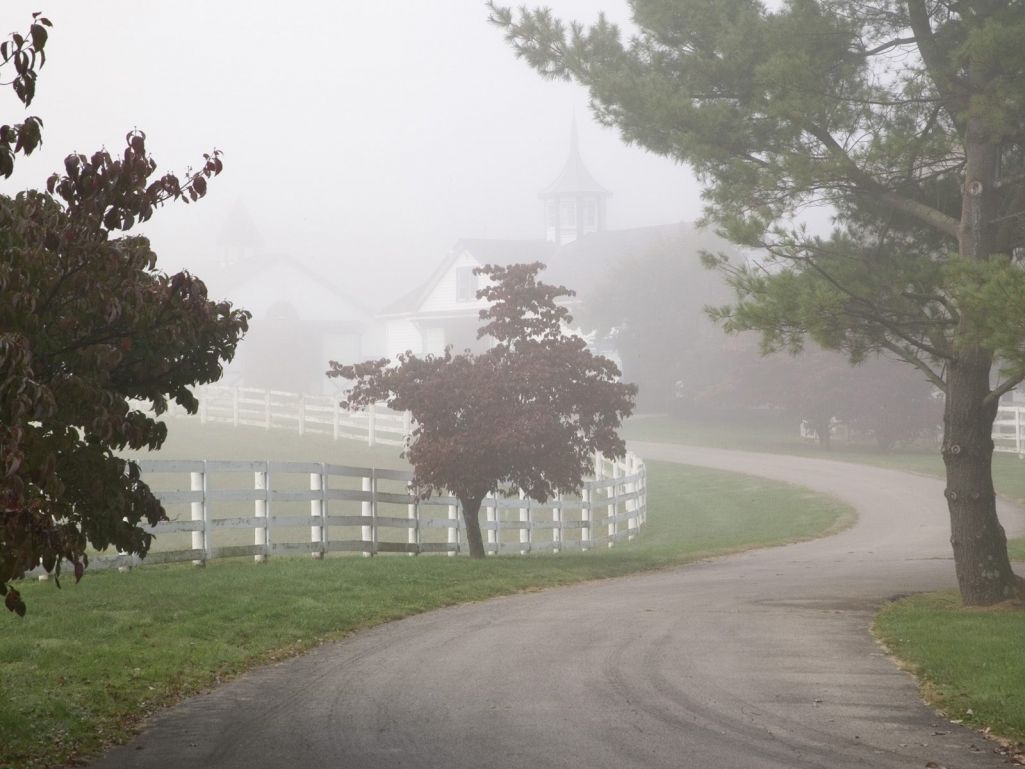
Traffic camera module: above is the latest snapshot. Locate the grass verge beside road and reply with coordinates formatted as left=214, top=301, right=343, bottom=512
left=0, top=460, right=851, bottom=769
left=875, top=593, right=1025, bottom=743
left=1008, top=537, right=1025, bottom=561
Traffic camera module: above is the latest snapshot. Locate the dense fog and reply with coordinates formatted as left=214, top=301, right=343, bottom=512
left=2, top=1, right=928, bottom=439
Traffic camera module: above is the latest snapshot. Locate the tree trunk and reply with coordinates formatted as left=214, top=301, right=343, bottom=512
left=812, top=413, right=832, bottom=451
left=459, top=495, right=486, bottom=559
left=947, top=113, right=1022, bottom=605
left=942, top=349, right=1019, bottom=605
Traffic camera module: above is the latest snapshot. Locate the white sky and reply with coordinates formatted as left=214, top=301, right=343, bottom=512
left=3, top=2, right=704, bottom=306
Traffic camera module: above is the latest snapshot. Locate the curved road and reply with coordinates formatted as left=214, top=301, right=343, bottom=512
left=91, top=443, right=1024, bottom=769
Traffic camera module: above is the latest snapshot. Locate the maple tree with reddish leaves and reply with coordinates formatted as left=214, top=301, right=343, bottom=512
left=0, top=14, right=250, bottom=616
left=329, top=263, right=636, bottom=558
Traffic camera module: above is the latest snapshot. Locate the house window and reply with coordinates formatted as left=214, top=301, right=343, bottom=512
left=456, top=266, right=478, bottom=302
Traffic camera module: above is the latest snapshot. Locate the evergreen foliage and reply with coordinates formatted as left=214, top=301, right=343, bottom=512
left=491, top=0, right=1025, bottom=604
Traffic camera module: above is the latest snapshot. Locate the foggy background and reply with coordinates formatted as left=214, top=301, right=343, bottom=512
left=9, top=0, right=918, bottom=448
left=3, top=1, right=703, bottom=307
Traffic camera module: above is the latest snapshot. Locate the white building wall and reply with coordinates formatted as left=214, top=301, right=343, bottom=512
left=385, top=319, right=423, bottom=358
left=423, top=326, right=446, bottom=356
left=420, top=252, right=490, bottom=314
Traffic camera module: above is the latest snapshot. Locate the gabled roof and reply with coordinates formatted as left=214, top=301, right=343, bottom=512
left=225, top=254, right=375, bottom=323
left=378, top=224, right=735, bottom=319
left=539, top=120, right=610, bottom=198
left=379, top=238, right=557, bottom=317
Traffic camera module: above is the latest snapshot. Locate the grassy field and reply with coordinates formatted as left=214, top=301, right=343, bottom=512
left=875, top=593, right=1025, bottom=742
left=0, top=439, right=852, bottom=768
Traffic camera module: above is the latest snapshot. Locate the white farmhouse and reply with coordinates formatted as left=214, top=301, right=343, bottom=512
left=222, top=255, right=378, bottom=394
left=378, top=126, right=700, bottom=361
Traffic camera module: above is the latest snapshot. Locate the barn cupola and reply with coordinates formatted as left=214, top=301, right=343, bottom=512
left=539, top=120, right=610, bottom=245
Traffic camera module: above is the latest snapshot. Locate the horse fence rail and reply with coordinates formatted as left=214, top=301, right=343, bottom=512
left=171, top=385, right=410, bottom=447
left=994, top=405, right=1025, bottom=456
left=86, top=453, right=646, bottom=572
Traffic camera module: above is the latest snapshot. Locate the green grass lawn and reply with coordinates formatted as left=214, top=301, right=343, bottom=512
left=875, top=593, right=1025, bottom=742
left=0, top=456, right=851, bottom=769
left=1011, top=539, right=1025, bottom=561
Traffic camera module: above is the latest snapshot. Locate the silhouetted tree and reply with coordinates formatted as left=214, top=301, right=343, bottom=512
left=329, top=263, right=636, bottom=558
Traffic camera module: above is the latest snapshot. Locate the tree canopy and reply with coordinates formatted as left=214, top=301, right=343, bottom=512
left=329, top=262, right=636, bottom=558
left=491, top=0, right=1025, bottom=604
left=1, top=15, right=249, bottom=616
left=0, top=13, right=49, bottom=178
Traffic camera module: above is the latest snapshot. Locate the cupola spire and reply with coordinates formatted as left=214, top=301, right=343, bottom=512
left=539, top=118, right=610, bottom=244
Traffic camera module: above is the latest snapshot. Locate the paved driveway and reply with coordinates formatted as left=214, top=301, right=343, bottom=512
left=90, top=443, right=1024, bottom=768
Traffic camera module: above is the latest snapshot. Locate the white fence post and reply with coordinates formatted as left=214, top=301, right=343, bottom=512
left=593, top=454, right=605, bottom=547
left=405, top=496, right=418, bottom=557
left=581, top=485, right=591, bottom=551
left=623, top=457, right=631, bottom=541
left=553, top=492, right=562, bottom=553
left=519, top=489, right=529, bottom=554
left=362, top=474, right=374, bottom=557
left=486, top=494, right=497, bottom=555
left=408, top=485, right=418, bottom=556
left=606, top=458, right=618, bottom=548
left=448, top=503, right=458, bottom=556
left=254, top=465, right=269, bottom=562
left=190, top=465, right=206, bottom=567
left=310, top=466, right=324, bottom=559
left=368, top=404, right=377, bottom=447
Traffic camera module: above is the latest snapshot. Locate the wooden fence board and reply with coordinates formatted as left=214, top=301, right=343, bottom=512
left=325, top=541, right=374, bottom=554
left=323, top=515, right=374, bottom=527
left=324, top=489, right=374, bottom=503
left=376, top=491, right=414, bottom=505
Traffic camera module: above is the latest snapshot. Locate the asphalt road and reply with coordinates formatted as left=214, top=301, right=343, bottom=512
left=90, top=443, right=1025, bottom=769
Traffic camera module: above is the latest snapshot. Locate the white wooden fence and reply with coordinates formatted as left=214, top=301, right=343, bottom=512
left=88, top=453, right=646, bottom=570
left=169, top=385, right=410, bottom=447
left=994, top=405, right=1025, bottom=456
